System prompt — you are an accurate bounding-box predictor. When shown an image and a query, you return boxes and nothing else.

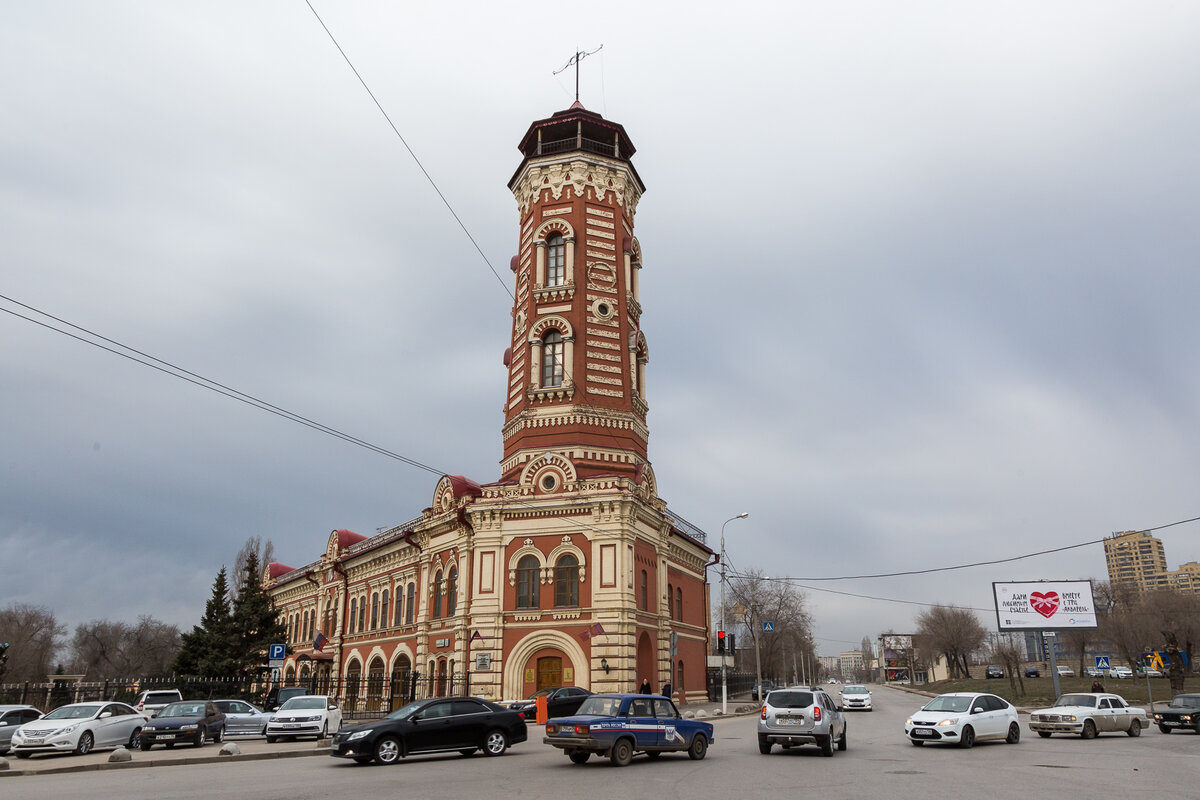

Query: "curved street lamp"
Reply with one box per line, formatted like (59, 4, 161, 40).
(720, 512, 748, 715)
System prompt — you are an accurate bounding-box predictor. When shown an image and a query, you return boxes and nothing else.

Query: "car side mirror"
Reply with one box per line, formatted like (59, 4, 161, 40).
(328, 705, 337, 711)
(100, 711, 113, 719)
(272, 706, 280, 712)
(972, 707, 984, 714)
(836, 705, 843, 712)
(410, 715, 421, 723)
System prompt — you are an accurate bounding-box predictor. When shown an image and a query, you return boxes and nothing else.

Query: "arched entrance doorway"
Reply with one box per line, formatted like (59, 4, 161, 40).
(366, 656, 386, 711)
(536, 656, 562, 690)
(391, 654, 412, 710)
(636, 631, 655, 692)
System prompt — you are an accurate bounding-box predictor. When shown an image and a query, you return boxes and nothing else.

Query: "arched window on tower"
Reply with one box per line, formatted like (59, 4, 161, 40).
(554, 555, 579, 607)
(640, 570, 648, 611)
(447, 567, 458, 616)
(546, 233, 565, 287)
(516, 555, 540, 609)
(541, 330, 564, 388)
(675, 586, 683, 621)
(406, 582, 416, 624)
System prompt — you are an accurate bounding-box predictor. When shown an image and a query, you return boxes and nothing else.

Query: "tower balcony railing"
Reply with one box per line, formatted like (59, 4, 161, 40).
(665, 509, 708, 545)
(537, 136, 621, 159)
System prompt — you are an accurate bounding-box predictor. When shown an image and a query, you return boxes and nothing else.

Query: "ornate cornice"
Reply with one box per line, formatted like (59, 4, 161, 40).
(511, 158, 641, 219)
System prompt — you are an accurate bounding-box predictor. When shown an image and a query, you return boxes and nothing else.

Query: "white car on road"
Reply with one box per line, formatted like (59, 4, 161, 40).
(10, 702, 147, 757)
(265, 695, 342, 742)
(905, 692, 1020, 748)
(839, 684, 873, 711)
(1029, 693, 1145, 739)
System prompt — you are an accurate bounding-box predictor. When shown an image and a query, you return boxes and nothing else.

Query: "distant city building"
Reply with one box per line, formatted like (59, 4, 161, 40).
(1104, 530, 1198, 594)
(818, 655, 840, 677)
(838, 650, 863, 677)
(263, 101, 713, 706)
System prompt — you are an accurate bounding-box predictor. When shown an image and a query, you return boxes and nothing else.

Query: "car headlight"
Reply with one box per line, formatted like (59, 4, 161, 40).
(346, 729, 372, 741)
(1153, 714, 1162, 721)
(1063, 715, 1076, 722)
(937, 718, 958, 727)
(55, 724, 80, 737)
(905, 718, 913, 726)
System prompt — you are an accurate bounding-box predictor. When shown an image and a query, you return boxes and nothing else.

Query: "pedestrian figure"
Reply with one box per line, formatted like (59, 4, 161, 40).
(661, 681, 672, 699)
(639, 677, 652, 694)
(1091, 679, 1105, 693)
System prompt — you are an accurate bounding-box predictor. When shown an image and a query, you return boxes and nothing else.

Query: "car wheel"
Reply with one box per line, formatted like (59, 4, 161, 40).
(911, 739, 924, 746)
(198, 727, 207, 747)
(128, 728, 142, 750)
(569, 750, 590, 764)
(819, 734, 834, 757)
(374, 736, 401, 765)
(1006, 722, 1021, 744)
(483, 729, 508, 756)
(688, 734, 708, 761)
(15, 751, 31, 759)
(75, 731, 94, 755)
(1081, 720, 1097, 740)
(214, 726, 224, 744)
(758, 736, 772, 755)
(266, 736, 277, 744)
(837, 728, 847, 751)
(958, 725, 975, 749)
(610, 738, 633, 767)
(1127, 719, 1141, 737)
(1158, 725, 1171, 734)
(319, 722, 328, 741)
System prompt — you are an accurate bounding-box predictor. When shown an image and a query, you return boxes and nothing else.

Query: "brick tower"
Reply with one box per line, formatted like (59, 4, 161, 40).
(501, 101, 649, 488)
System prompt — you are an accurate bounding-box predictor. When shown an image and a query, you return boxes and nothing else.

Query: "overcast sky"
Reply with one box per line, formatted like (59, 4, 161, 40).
(4, 1, 1200, 658)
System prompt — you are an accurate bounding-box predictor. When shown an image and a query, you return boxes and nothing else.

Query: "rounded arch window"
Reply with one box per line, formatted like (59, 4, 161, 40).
(554, 554, 579, 607)
(516, 554, 540, 609)
(541, 329, 564, 388)
(546, 233, 565, 287)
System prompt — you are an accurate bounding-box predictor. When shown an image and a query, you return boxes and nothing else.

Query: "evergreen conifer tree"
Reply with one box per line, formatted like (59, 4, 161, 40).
(229, 551, 287, 679)
(173, 566, 238, 676)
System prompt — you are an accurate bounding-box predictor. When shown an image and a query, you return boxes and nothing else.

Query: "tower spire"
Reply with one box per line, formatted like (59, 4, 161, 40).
(553, 45, 603, 103)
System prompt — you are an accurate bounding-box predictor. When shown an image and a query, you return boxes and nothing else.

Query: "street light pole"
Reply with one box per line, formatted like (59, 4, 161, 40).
(720, 512, 748, 715)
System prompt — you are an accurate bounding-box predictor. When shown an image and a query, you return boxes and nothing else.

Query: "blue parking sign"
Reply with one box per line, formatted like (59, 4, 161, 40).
(269, 643, 286, 660)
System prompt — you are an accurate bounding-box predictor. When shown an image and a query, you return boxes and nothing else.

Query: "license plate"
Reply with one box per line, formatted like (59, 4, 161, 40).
(25, 738, 43, 745)
(279, 723, 301, 728)
(777, 718, 800, 725)
(159, 734, 176, 740)
(1164, 721, 1179, 726)
(911, 729, 934, 738)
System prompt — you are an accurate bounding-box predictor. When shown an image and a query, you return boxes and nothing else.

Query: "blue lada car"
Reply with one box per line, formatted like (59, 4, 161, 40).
(543, 693, 713, 766)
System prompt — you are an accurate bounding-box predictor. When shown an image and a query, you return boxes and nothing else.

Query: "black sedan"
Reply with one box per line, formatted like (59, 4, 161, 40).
(1153, 693, 1200, 734)
(330, 697, 527, 765)
(140, 701, 225, 749)
(509, 687, 592, 721)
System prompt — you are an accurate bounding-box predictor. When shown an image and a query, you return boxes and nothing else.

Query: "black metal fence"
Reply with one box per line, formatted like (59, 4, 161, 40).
(705, 668, 757, 701)
(0, 671, 472, 718)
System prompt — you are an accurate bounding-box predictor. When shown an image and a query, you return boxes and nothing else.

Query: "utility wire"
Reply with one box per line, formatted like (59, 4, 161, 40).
(303, 0, 512, 300)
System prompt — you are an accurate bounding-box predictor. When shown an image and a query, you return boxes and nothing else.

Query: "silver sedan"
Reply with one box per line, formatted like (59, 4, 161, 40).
(212, 699, 272, 736)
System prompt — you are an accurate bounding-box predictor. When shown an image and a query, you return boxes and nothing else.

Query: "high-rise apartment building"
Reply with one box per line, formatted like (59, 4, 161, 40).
(1104, 530, 1198, 594)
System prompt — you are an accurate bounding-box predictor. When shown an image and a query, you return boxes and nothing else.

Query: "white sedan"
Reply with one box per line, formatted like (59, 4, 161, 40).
(265, 695, 342, 742)
(10, 702, 147, 757)
(1028, 693, 1146, 739)
(839, 685, 873, 711)
(905, 692, 1021, 748)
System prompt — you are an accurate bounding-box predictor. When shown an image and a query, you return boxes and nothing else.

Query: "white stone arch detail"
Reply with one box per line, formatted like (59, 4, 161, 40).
(529, 315, 574, 340)
(520, 451, 578, 495)
(533, 218, 576, 242)
(343, 649, 365, 673)
(363, 646, 388, 671)
(503, 629, 591, 694)
(547, 538, 588, 583)
(388, 644, 416, 675)
(432, 475, 457, 514)
(636, 463, 658, 502)
(507, 538, 549, 586)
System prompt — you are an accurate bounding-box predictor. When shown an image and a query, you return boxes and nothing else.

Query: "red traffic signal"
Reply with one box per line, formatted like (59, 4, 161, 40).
(717, 630, 726, 654)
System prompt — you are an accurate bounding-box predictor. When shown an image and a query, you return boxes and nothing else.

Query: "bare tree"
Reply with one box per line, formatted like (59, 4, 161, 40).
(70, 616, 181, 678)
(1140, 590, 1200, 693)
(915, 605, 986, 678)
(725, 570, 814, 687)
(231, 536, 275, 601)
(0, 603, 66, 682)
(989, 634, 1026, 697)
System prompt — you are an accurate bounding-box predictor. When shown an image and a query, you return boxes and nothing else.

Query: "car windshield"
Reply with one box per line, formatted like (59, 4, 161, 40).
(158, 703, 205, 717)
(1171, 696, 1200, 709)
(575, 697, 623, 717)
(386, 702, 426, 720)
(1055, 694, 1097, 708)
(768, 691, 814, 708)
(280, 697, 326, 710)
(923, 696, 972, 713)
(842, 686, 868, 695)
(43, 705, 101, 720)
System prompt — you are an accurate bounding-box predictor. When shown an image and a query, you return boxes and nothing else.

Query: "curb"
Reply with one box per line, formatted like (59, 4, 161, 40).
(0, 745, 330, 778)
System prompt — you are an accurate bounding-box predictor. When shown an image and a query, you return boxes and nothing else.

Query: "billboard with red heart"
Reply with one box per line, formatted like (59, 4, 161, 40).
(993, 581, 1098, 630)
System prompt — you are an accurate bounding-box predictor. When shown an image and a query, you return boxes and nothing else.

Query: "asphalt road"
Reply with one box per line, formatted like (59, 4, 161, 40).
(2, 686, 1195, 799)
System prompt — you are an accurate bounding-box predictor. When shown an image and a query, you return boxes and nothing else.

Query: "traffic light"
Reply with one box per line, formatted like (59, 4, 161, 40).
(728, 634, 736, 655)
(717, 630, 726, 654)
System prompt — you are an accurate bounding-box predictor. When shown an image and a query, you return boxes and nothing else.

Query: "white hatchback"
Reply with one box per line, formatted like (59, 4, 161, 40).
(265, 695, 342, 742)
(905, 692, 1020, 748)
